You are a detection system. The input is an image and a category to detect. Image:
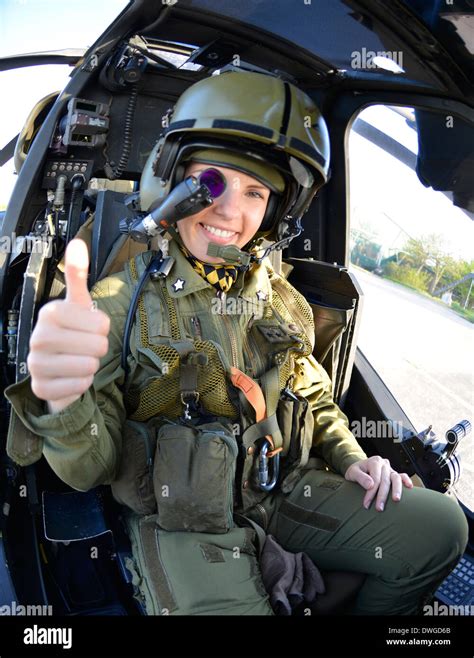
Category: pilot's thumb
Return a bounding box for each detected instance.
[346,463,374,490]
[357,473,375,490]
[64,239,92,308]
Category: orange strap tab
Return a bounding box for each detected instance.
[230,366,280,452]
[230,367,266,422]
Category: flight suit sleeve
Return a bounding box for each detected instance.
[3,276,129,491]
[291,353,368,477]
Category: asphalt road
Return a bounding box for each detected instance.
[350,266,473,510]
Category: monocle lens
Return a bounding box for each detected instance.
[199,168,226,198]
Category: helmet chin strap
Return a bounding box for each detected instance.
[165,223,255,271]
[206,242,255,270]
[165,218,302,271]
[206,216,303,267]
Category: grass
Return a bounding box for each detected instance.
[450,301,474,323]
[381,272,474,323]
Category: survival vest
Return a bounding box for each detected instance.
[111,241,317,514]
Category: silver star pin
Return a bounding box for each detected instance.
[256,290,267,301]
[172,278,185,292]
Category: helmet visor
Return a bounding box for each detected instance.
[183,148,286,193]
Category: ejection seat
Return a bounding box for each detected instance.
[43,188,366,615]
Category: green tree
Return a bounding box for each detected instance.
[403,234,461,295]
[429,253,457,295]
[442,259,474,308]
[404,236,431,273]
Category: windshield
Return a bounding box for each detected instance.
[0,0,129,57]
[0,0,129,209]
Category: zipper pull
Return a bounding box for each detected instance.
[216,290,226,315]
[191,316,202,339]
[247,313,256,331]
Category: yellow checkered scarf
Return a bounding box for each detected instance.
[179,244,239,293]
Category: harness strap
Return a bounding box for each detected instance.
[230,367,266,422]
[230,367,282,456]
[233,513,267,558]
[178,347,209,417]
[259,366,281,439]
[241,415,281,446]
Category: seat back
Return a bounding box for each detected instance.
[47,190,146,300]
[284,258,364,409]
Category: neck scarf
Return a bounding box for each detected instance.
[179,244,239,293]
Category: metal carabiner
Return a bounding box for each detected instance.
[258,439,280,492]
[180,392,200,421]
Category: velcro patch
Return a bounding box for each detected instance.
[200,543,225,563]
[318,478,343,491]
[280,499,341,532]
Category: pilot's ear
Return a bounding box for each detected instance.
[174,161,186,185]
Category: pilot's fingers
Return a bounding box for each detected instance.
[64,239,93,308]
[388,472,413,503]
[372,461,392,511]
[27,353,100,380]
[38,301,110,336]
[29,328,109,359]
[31,375,94,402]
[362,459,383,509]
[390,472,403,502]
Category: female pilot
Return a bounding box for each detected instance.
[6,71,468,615]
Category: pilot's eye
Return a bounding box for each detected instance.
[246,190,265,199]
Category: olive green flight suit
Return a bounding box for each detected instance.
[4,238,468,615]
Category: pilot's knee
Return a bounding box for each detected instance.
[409,490,468,573]
[433,493,468,560]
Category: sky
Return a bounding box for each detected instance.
[0,0,128,207]
[0,0,473,265]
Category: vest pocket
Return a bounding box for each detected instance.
[111,418,158,515]
[124,513,274,615]
[153,420,238,534]
[277,393,315,493]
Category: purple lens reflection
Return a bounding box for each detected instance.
[199,168,226,198]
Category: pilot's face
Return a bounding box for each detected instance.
[176,163,271,263]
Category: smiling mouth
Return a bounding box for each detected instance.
[200,223,238,241]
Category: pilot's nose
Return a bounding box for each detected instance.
[213,186,241,223]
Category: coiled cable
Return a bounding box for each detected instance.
[104,84,138,180]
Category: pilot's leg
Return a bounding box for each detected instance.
[253,469,468,615]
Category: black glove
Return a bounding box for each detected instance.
[260,534,325,615]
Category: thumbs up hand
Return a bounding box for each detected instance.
[64,238,95,308]
[27,239,111,414]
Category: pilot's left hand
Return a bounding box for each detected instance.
[344,456,413,511]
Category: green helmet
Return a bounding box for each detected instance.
[140,71,330,247]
